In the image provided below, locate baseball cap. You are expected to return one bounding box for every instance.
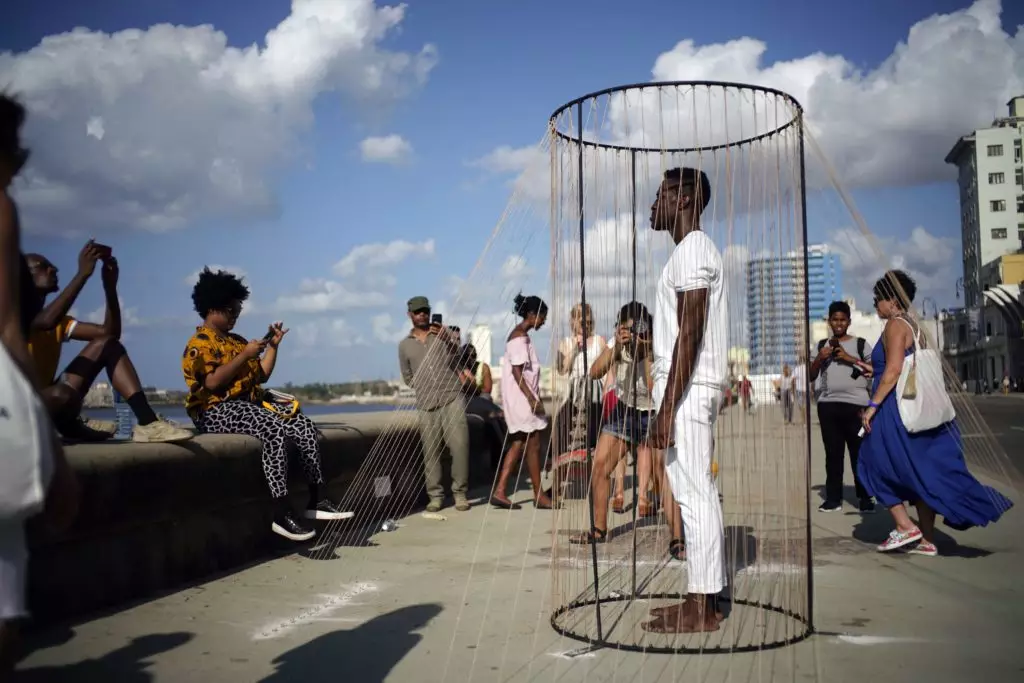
[407,296,430,312]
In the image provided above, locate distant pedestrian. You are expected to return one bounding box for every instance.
[809,301,875,513]
[792,356,808,423]
[780,364,794,423]
[398,296,472,513]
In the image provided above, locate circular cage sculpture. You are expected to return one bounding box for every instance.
[547,81,814,654]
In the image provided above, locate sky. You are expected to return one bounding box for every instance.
[2,0,1022,387]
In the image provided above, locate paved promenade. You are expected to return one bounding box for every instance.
[14,405,1023,682]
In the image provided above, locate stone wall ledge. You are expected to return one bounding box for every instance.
[26,409,494,625]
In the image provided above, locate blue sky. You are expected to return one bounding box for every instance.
[3,0,1022,387]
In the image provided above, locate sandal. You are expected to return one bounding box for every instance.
[569,528,607,545]
[668,538,685,561]
[489,496,522,510]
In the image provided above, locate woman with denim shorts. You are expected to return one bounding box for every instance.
[570,302,683,558]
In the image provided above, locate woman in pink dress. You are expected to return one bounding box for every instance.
[491,294,553,509]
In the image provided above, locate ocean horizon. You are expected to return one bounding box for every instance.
[83,402,399,425]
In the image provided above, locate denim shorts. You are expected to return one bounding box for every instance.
[601,402,652,445]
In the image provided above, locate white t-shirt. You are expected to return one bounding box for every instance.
[652,230,729,407]
[792,363,807,395]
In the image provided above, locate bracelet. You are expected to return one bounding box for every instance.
[867,400,879,409]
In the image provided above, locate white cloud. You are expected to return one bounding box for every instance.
[499,254,532,280]
[291,318,366,352]
[333,239,435,276]
[275,238,434,314]
[468,141,550,201]
[829,225,959,310]
[474,0,1023,198]
[84,296,143,327]
[359,134,413,164]
[275,278,388,313]
[182,264,247,286]
[371,313,408,343]
[3,0,438,235]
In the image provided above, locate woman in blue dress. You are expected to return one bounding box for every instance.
[859,270,1013,556]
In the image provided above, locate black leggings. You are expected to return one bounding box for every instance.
[195,400,324,498]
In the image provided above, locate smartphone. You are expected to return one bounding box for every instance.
[262,329,276,343]
[828,338,840,348]
[431,313,443,326]
[89,239,113,259]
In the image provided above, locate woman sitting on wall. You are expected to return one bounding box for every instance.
[183,267,352,542]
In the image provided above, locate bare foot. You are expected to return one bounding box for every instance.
[647,599,724,625]
[642,606,721,634]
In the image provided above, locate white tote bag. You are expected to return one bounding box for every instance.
[893,318,955,433]
[0,342,55,521]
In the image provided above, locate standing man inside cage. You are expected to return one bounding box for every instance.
[645,167,729,634]
[398,296,472,513]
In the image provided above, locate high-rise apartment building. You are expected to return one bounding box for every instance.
[943,96,1024,386]
[946,96,1024,308]
[746,244,842,373]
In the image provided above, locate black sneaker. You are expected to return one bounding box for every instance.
[818,501,842,512]
[272,510,316,541]
[858,498,877,514]
[304,499,355,521]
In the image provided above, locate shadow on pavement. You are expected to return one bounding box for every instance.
[261,603,442,682]
[14,632,193,682]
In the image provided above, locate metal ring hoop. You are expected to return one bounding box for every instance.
[550,593,813,655]
[548,80,805,154]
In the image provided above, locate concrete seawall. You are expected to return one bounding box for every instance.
[26,408,495,625]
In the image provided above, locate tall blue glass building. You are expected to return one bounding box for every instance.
[747,244,843,374]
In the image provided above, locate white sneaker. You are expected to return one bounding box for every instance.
[132,418,193,443]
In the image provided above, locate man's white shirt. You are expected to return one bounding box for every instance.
[652,230,729,408]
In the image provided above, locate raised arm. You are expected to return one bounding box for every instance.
[808,342,830,382]
[68,256,123,341]
[34,241,102,331]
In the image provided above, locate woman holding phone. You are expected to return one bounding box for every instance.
[183,267,352,542]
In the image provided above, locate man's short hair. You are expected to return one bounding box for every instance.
[827,300,851,318]
[664,167,711,213]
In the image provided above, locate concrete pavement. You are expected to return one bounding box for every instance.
[13,405,1023,682]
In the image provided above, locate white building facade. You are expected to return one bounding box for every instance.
[944,96,1024,388]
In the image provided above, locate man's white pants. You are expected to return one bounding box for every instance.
[664,385,726,595]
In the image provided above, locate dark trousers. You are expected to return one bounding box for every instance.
[817,401,869,503]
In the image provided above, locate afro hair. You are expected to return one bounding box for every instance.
[191,267,250,318]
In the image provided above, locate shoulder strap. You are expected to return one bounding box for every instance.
[857,337,866,360]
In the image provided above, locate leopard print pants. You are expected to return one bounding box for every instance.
[194,400,324,498]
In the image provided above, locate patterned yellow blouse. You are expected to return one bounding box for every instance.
[182,326,266,419]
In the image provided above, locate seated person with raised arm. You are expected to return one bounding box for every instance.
[25,243,191,443]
